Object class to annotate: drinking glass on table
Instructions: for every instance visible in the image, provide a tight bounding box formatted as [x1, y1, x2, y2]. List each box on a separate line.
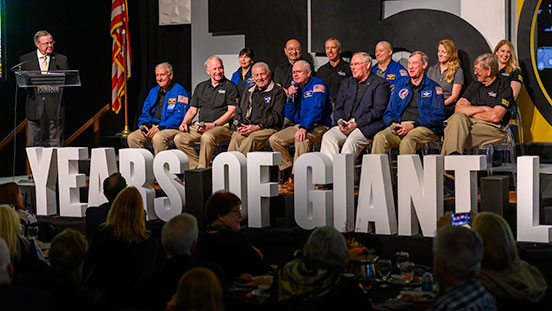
[399, 261, 415, 284]
[375, 259, 392, 287]
[395, 251, 409, 269]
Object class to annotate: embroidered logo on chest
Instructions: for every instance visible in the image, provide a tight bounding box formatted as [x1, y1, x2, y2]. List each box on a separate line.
[398, 88, 409, 99]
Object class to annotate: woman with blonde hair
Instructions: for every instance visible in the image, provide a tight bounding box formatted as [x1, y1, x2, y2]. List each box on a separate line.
[471, 212, 547, 304]
[167, 267, 224, 311]
[0, 205, 46, 274]
[427, 39, 464, 118]
[85, 187, 158, 308]
[494, 40, 522, 100]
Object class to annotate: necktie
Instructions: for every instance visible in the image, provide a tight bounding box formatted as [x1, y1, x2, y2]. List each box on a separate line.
[40, 56, 48, 73]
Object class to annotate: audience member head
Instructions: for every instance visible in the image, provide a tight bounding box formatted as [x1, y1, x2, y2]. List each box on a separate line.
[105, 187, 149, 244]
[433, 226, 483, 287]
[438, 39, 461, 83]
[238, 47, 255, 70]
[162, 213, 199, 258]
[303, 226, 348, 270]
[292, 60, 312, 87]
[408, 51, 429, 81]
[284, 39, 302, 64]
[169, 267, 224, 311]
[0, 237, 13, 285]
[375, 41, 393, 66]
[0, 182, 25, 210]
[252, 62, 272, 89]
[205, 55, 225, 84]
[103, 173, 127, 203]
[49, 229, 87, 277]
[493, 39, 519, 73]
[0, 205, 29, 261]
[474, 53, 499, 83]
[350, 52, 372, 82]
[325, 38, 342, 63]
[471, 212, 517, 270]
[155, 62, 174, 90]
[205, 191, 242, 231]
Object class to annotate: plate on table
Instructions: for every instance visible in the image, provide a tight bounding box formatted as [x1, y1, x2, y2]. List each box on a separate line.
[234, 275, 274, 288]
[388, 274, 422, 286]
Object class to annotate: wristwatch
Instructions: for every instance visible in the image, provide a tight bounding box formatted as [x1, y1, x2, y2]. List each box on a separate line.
[213, 122, 218, 127]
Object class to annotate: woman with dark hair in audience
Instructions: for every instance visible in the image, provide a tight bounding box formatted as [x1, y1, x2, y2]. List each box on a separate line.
[84, 187, 158, 308]
[0, 205, 47, 278]
[471, 212, 547, 306]
[274, 226, 371, 310]
[0, 182, 38, 238]
[494, 39, 522, 100]
[166, 267, 224, 311]
[231, 47, 256, 95]
[193, 191, 267, 280]
[426, 39, 464, 118]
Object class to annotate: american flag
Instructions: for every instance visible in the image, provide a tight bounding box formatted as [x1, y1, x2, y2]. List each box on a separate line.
[110, 0, 131, 114]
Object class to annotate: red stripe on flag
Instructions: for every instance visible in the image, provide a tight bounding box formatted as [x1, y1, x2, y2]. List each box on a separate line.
[111, 0, 131, 114]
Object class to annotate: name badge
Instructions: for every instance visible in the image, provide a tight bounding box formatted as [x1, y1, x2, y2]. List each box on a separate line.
[338, 71, 346, 76]
[218, 89, 226, 94]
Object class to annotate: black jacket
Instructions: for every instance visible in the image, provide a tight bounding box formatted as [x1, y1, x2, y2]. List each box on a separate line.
[233, 81, 286, 130]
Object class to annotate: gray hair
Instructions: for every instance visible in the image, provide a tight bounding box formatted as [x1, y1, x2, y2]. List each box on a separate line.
[34, 30, 52, 43]
[353, 52, 373, 68]
[294, 60, 311, 72]
[156, 62, 174, 75]
[410, 51, 429, 65]
[303, 226, 348, 269]
[325, 38, 342, 50]
[252, 62, 271, 74]
[162, 213, 199, 256]
[434, 226, 483, 281]
[0, 237, 11, 285]
[204, 55, 224, 69]
[474, 53, 499, 77]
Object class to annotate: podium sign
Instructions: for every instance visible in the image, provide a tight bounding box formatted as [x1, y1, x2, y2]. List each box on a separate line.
[15, 70, 81, 88]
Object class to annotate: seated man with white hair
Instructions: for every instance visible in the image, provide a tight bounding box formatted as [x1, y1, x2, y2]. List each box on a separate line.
[320, 52, 389, 161]
[429, 226, 496, 311]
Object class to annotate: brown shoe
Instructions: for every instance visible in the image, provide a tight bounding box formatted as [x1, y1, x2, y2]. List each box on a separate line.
[283, 177, 294, 189]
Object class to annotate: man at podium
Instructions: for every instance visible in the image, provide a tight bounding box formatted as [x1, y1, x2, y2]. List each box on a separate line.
[19, 30, 68, 147]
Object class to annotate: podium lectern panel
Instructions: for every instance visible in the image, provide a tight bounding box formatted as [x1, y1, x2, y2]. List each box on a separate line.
[15, 70, 81, 88]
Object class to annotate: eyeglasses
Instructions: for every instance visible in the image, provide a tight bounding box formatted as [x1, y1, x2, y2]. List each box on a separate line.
[39, 41, 55, 46]
[292, 70, 308, 75]
[473, 66, 488, 74]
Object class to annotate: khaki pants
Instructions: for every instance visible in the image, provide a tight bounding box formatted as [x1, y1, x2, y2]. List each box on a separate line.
[127, 128, 180, 155]
[320, 126, 372, 162]
[371, 122, 438, 155]
[227, 128, 277, 156]
[441, 112, 506, 155]
[173, 123, 233, 169]
[268, 124, 328, 171]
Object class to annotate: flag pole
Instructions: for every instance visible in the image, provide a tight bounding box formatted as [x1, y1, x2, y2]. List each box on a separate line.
[120, 28, 131, 137]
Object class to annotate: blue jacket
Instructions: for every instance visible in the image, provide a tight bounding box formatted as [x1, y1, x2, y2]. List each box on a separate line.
[138, 83, 190, 129]
[371, 60, 409, 88]
[231, 68, 255, 89]
[285, 76, 332, 130]
[334, 74, 390, 139]
[383, 75, 445, 135]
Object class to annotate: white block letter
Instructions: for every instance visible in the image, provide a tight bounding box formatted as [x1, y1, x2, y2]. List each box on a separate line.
[333, 154, 355, 232]
[26, 147, 57, 216]
[398, 155, 444, 237]
[212, 152, 248, 214]
[247, 152, 280, 227]
[444, 155, 486, 213]
[119, 148, 156, 219]
[355, 154, 397, 234]
[294, 152, 333, 230]
[87, 148, 118, 207]
[153, 150, 188, 221]
[517, 156, 552, 242]
[57, 147, 88, 217]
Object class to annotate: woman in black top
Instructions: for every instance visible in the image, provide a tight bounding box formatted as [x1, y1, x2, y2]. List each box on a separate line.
[494, 40, 522, 100]
[193, 191, 267, 281]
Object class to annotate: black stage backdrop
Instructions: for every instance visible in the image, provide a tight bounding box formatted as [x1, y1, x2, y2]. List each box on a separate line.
[0, 0, 191, 177]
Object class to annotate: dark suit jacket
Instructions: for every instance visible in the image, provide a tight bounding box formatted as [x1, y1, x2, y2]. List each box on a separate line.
[334, 74, 390, 139]
[85, 202, 111, 241]
[19, 51, 69, 120]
